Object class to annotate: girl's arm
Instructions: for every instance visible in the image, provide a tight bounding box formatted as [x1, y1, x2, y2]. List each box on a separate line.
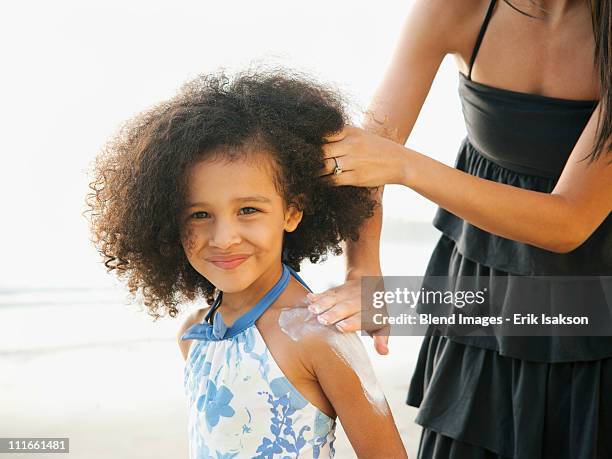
[298, 328, 408, 458]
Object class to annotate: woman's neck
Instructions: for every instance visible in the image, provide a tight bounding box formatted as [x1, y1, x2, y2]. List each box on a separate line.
[534, 0, 586, 20]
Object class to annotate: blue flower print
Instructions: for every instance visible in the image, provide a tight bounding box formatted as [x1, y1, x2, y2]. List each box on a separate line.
[313, 410, 333, 437]
[253, 377, 312, 458]
[242, 407, 253, 434]
[191, 424, 213, 459]
[270, 377, 309, 411]
[203, 361, 212, 377]
[196, 381, 235, 432]
[195, 442, 210, 459]
[214, 451, 239, 459]
[311, 411, 336, 459]
[240, 327, 256, 352]
[229, 329, 271, 381]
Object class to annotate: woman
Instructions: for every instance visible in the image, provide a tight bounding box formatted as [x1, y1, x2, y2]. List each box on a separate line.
[306, 0, 612, 457]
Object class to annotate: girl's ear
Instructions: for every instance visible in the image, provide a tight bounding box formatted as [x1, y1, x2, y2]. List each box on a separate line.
[284, 194, 305, 233]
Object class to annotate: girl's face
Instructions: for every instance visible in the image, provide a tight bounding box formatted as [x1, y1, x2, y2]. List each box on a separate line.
[179, 151, 303, 294]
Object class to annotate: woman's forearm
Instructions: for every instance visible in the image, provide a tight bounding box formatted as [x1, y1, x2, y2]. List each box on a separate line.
[400, 146, 588, 253]
[344, 111, 401, 280]
[345, 186, 384, 279]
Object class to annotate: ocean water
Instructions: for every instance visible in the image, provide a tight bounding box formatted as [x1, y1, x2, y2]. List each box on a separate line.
[0, 221, 438, 353]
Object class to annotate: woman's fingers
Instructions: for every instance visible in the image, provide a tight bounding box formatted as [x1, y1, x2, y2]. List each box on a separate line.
[318, 155, 352, 177]
[321, 139, 349, 161]
[307, 281, 391, 348]
[308, 280, 360, 313]
[322, 126, 351, 143]
[320, 169, 360, 187]
[373, 335, 390, 355]
[307, 291, 340, 314]
[316, 300, 361, 327]
[334, 312, 362, 333]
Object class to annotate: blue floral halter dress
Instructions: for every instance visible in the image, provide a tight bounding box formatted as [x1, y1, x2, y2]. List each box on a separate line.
[181, 263, 337, 459]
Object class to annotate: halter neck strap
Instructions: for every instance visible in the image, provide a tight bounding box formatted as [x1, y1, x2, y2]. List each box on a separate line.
[181, 263, 311, 341]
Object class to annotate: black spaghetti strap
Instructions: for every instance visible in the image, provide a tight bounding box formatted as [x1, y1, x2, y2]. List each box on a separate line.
[467, 0, 498, 80]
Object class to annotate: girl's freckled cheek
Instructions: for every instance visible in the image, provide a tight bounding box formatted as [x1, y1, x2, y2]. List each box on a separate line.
[180, 227, 200, 254]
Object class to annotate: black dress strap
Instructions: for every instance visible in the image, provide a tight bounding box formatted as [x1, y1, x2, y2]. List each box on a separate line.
[467, 0, 498, 80]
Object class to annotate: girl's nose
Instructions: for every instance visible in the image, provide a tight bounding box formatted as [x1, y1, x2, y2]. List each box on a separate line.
[208, 220, 241, 250]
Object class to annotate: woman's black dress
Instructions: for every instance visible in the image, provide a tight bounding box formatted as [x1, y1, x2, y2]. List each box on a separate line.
[406, 1, 612, 458]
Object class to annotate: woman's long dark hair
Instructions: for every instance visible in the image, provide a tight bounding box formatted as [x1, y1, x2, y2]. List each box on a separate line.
[504, 0, 611, 164]
[588, 0, 612, 164]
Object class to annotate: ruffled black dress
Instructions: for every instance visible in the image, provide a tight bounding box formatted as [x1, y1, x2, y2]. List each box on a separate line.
[406, 1, 612, 458]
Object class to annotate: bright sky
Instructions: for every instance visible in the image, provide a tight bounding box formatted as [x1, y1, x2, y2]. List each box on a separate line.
[0, 0, 467, 288]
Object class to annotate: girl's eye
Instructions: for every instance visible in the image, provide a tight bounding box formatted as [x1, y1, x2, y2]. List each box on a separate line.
[191, 211, 210, 219]
[189, 208, 259, 219]
[239, 207, 259, 216]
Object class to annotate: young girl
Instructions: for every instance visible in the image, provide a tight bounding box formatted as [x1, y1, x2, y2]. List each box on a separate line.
[86, 69, 408, 458]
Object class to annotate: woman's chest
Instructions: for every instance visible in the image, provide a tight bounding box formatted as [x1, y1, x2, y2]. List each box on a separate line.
[454, 1, 600, 101]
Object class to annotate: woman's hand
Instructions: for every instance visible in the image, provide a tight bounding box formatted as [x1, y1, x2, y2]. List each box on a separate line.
[320, 125, 408, 188]
[306, 276, 391, 356]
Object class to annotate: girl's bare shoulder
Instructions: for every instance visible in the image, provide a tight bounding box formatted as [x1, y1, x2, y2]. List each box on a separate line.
[176, 306, 211, 361]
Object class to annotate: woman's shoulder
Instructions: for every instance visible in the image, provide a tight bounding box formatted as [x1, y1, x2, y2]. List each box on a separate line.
[414, 0, 487, 20]
[409, 0, 493, 55]
[176, 306, 211, 361]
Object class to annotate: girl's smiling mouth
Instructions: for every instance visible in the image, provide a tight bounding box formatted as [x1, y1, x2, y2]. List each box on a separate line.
[206, 254, 251, 270]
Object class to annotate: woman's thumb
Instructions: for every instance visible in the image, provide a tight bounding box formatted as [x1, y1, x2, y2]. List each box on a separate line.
[374, 334, 389, 355]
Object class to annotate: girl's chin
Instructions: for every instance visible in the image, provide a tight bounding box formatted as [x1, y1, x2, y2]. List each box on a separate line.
[207, 275, 250, 293]
[215, 285, 246, 294]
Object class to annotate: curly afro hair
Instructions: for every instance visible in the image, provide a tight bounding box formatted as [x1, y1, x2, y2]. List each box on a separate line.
[85, 68, 378, 319]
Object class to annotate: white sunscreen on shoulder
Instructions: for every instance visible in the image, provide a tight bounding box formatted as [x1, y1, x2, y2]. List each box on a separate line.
[278, 300, 389, 415]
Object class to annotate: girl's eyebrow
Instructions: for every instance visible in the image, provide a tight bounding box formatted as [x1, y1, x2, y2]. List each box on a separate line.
[186, 195, 272, 208]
